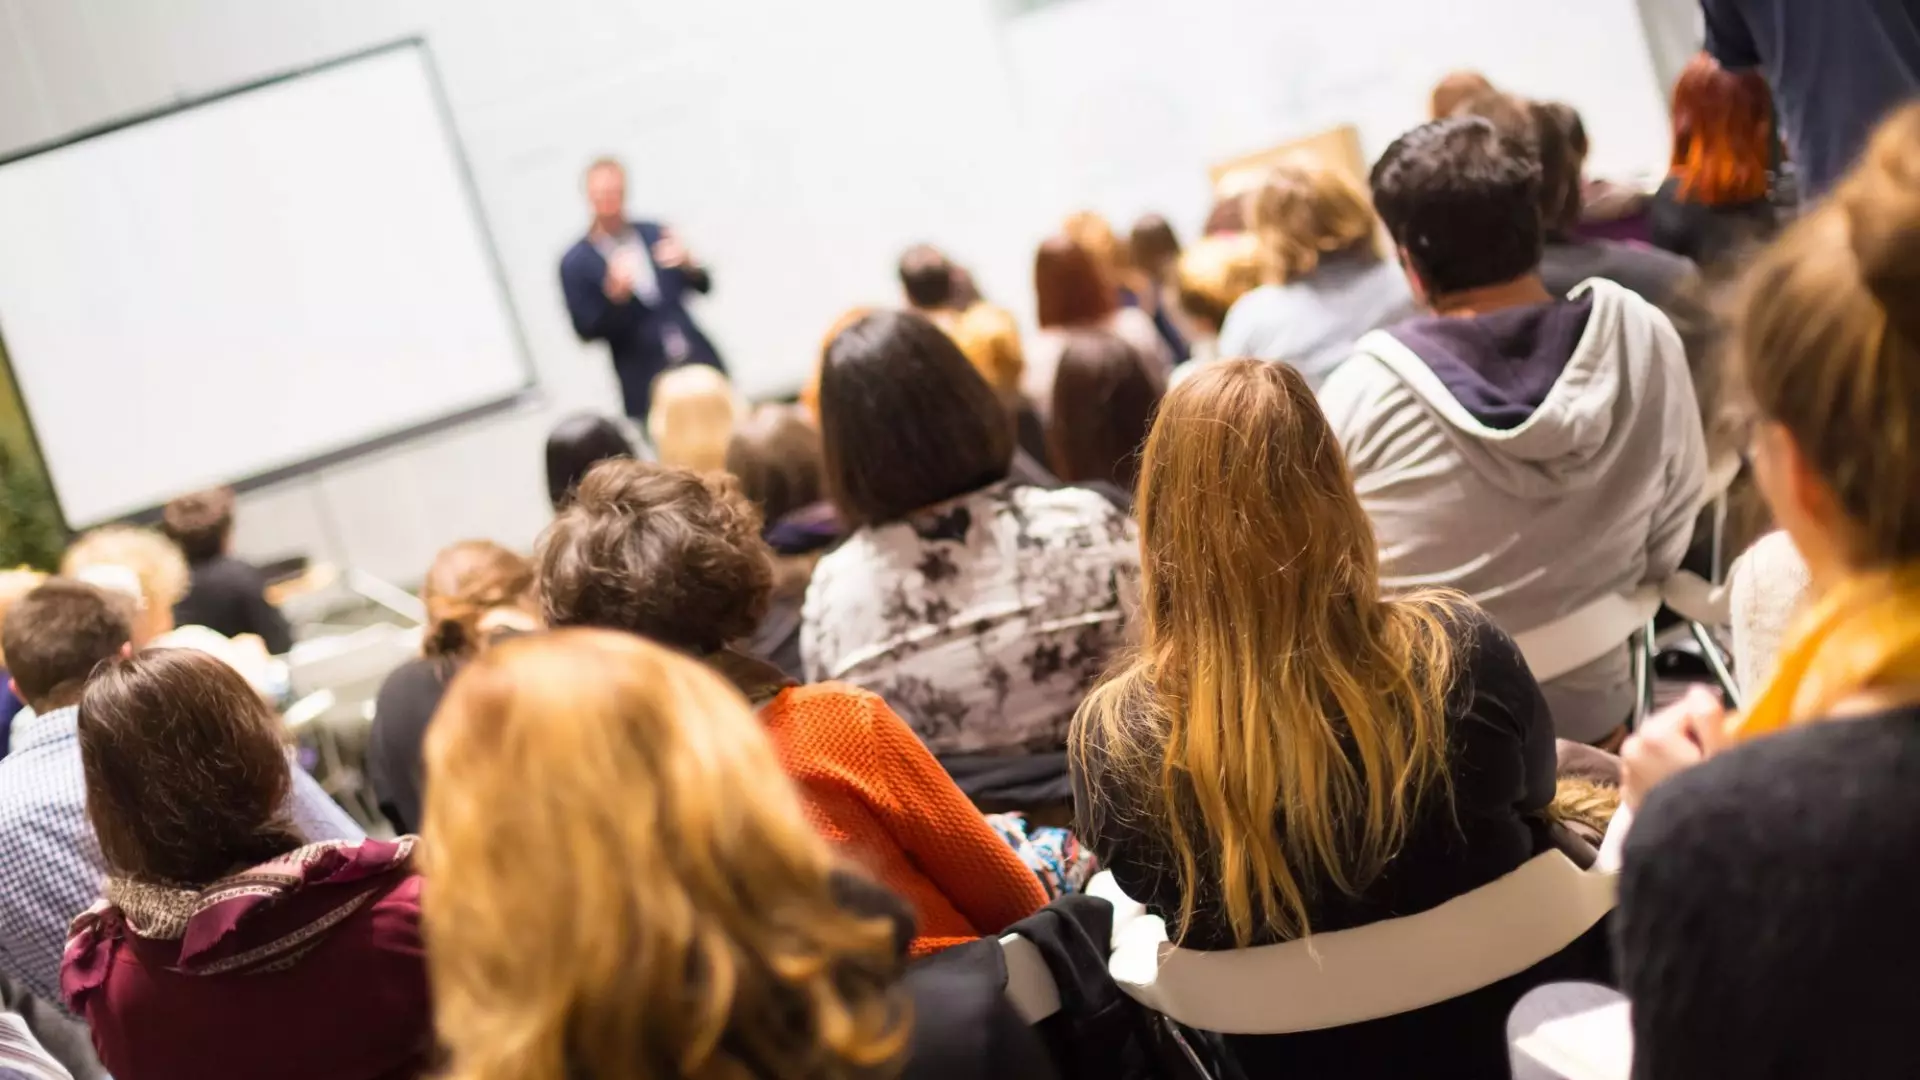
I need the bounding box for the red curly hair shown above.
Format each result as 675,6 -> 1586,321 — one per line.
1670,52 -> 1773,205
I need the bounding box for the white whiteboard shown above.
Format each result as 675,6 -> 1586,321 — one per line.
0,42 -> 532,527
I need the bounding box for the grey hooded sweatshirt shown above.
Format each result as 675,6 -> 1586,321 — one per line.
1319,278 -> 1706,743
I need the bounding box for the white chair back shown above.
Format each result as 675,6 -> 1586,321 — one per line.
1511,588 -> 1661,684
1108,851 -> 1616,1036
1001,933 -> 1061,1024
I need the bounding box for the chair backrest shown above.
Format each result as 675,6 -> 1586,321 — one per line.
1108,850 -> 1616,1035
1510,588 -> 1661,683
1001,932 -> 1061,1024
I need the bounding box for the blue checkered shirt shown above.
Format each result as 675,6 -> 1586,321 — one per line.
0,706 -> 364,1008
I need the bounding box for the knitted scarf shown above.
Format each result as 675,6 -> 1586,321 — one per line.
1730,565 -> 1920,740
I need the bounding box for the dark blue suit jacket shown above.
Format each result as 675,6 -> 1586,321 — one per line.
559,219 -> 723,419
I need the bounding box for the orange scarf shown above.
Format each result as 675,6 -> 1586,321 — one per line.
1729,566 -> 1920,741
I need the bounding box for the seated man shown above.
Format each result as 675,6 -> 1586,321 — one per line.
0,580 -> 361,1008
161,488 -> 294,655
1320,116 -> 1706,746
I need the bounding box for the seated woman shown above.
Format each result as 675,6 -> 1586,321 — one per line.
63,649 -> 428,1080
1072,360 -> 1607,1079
1046,329 -> 1165,501
646,362 -> 740,473
803,311 -> 1140,804
424,631 -> 1053,1080
1216,159 -> 1419,387
1650,53 -> 1779,270
1025,235 -> 1172,411
544,412 -> 637,510
1614,103 -> 1920,1079
1169,232 -> 1262,370
538,459 -> 1047,952
366,540 -> 540,834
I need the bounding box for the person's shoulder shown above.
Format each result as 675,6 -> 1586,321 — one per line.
558,237 -> 600,271
768,682 -> 890,733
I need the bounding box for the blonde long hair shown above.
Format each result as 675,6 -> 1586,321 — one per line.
1071,360 -> 1457,946
423,630 -> 908,1080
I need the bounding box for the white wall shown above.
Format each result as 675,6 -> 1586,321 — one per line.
0,0 -> 1668,583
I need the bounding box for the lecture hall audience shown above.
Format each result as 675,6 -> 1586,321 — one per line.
801,312 -> 1140,792
1216,158 -> 1419,387
1322,115 -> 1706,747
365,540 -> 541,834
1073,359 -> 1607,1078
63,650 -> 429,1080
23,33 -> 1920,1080
537,458 -> 1048,954
1614,102 -> 1920,1079
0,581 -> 362,1009
421,631 -> 1055,1080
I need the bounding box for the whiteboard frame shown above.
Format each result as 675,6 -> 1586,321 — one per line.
0,36 -> 539,531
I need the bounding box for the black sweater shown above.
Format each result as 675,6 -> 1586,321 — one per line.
1073,607 -> 1610,1077
1617,705 -> 1920,1080
173,555 -> 294,655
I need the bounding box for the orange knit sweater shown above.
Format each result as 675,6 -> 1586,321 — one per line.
759,683 -> 1048,955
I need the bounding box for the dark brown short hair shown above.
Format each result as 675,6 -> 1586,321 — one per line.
726,404 -> 825,525
1531,100 -> 1590,238
538,460 -> 773,653
2,580 -> 134,710
1034,235 -> 1119,328
79,649 -> 303,885
161,487 -> 236,562
1048,330 -> 1166,491
897,244 -> 957,310
1372,116 -> 1544,297
816,311 -> 1014,527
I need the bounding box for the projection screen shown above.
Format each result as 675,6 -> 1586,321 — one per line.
0,40 -> 533,528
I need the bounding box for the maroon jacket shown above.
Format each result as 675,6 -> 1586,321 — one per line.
63,839 -> 431,1080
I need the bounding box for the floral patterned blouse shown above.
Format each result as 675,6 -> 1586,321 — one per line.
800,482 -> 1140,756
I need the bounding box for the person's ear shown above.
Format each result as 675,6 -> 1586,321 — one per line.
118,642 -> 133,659
1396,245 -> 1432,309
6,679 -> 17,702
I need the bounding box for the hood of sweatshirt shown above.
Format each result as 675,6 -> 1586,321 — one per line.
1358,279 -> 1659,500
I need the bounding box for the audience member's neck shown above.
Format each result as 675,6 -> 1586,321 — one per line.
1427,273 -> 1554,319
27,688 -> 81,716
590,214 -> 627,240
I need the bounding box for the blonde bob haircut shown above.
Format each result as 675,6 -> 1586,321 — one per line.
423,629 -> 909,1080
1250,159 -> 1383,285
648,364 -> 743,474
1072,359 -> 1458,947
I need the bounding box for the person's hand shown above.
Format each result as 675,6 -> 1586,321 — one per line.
603,260 -> 635,301
1621,686 -> 1730,811
652,229 -> 691,270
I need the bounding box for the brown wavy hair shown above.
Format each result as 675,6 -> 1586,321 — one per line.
422,541 -> 538,660
1729,102 -> 1920,566
1250,159 -> 1383,283
1071,360 -> 1458,946
80,649 -> 304,886
424,630 -> 909,1080
538,460 -> 773,653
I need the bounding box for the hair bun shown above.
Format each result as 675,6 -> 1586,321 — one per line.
1844,105 -> 1920,341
